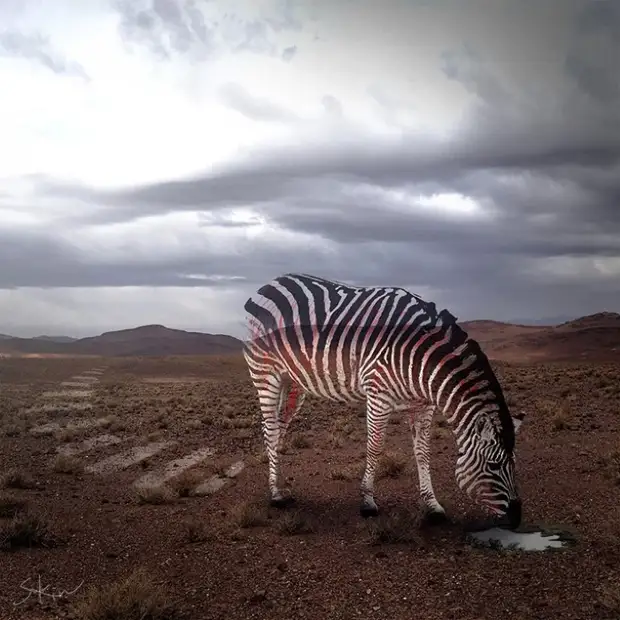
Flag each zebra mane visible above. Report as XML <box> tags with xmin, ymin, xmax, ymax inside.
<box><xmin>444</xmin><ymin>317</ymin><xmax>515</xmax><ymax>454</ymax></box>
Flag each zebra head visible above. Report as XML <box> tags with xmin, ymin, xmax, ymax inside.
<box><xmin>454</xmin><ymin>413</ymin><xmax>524</xmax><ymax>528</ymax></box>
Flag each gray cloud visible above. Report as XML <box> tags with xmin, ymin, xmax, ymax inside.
<box><xmin>113</xmin><ymin>0</ymin><xmax>215</xmax><ymax>60</ymax></box>
<box><xmin>113</xmin><ymin>0</ymin><xmax>301</xmax><ymax>61</ymax></box>
<box><xmin>5</xmin><ymin>0</ymin><xmax>620</xmax><ymax>334</ymax></box>
<box><xmin>281</xmin><ymin>44</ymin><xmax>297</xmax><ymax>62</ymax></box>
<box><xmin>565</xmin><ymin>1</ymin><xmax>620</xmax><ymax>103</ymax></box>
<box><xmin>0</xmin><ymin>30</ymin><xmax>89</xmax><ymax>79</ymax></box>
<box><xmin>218</xmin><ymin>82</ymin><xmax>300</xmax><ymax>123</ymax></box>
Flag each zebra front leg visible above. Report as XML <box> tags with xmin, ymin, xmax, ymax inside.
<box><xmin>360</xmin><ymin>396</ymin><xmax>393</xmax><ymax>518</ymax></box>
<box><xmin>256</xmin><ymin>373</ymin><xmax>294</xmax><ymax>508</ymax></box>
<box><xmin>409</xmin><ymin>403</ymin><xmax>447</xmax><ymax>523</ymax></box>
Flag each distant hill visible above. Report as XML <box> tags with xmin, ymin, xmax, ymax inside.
<box><xmin>32</xmin><ymin>335</ymin><xmax>77</xmax><ymax>343</ymax></box>
<box><xmin>0</xmin><ymin>325</ymin><xmax>244</xmax><ymax>357</ymax></box>
<box><xmin>461</xmin><ymin>313</ymin><xmax>620</xmax><ymax>362</ymax></box>
<box><xmin>1</xmin><ymin>313</ymin><xmax>618</xmax><ymax>361</ymax></box>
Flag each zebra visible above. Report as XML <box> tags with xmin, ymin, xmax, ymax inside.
<box><xmin>242</xmin><ymin>272</ymin><xmax>524</xmax><ymax>528</ymax></box>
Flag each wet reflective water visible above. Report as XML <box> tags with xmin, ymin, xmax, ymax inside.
<box><xmin>467</xmin><ymin>527</ymin><xmax>567</xmax><ymax>551</ymax></box>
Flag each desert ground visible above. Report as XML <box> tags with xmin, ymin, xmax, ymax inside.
<box><xmin>1</xmin><ymin>353</ymin><xmax>620</xmax><ymax>620</ymax></box>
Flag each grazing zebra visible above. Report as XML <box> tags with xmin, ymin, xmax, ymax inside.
<box><xmin>243</xmin><ymin>273</ymin><xmax>524</xmax><ymax>528</ymax></box>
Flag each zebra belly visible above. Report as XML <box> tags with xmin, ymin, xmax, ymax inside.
<box><xmin>274</xmin><ymin>349</ymin><xmax>368</xmax><ymax>403</ymax></box>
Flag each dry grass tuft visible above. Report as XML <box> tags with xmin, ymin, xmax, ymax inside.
<box><xmin>52</xmin><ymin>453</ymin><xmax>85</xmax><ymax>474</ymax></box>
<box><xmin>331</xmin><ymin>462</ymin><xmax>364</xmax><ymax>481</ymax></box>
<box><xmin>170</xmin><ymin>470</ymin><xmax>204</xmax><ymax>498</ymax></box>
<box><xmin>183</xmin><ymin>519</ymin><xmax>211</xmax><ymax>544</ymax></box>
<box><xmin>72</xmin><ymin>568</ymin><xmax>178</xmax><ymax>620</ymax></box>
<box><xmin>54</xmin><ymin>427</ymin><xmax>81</xmax><ymax>443</ymax></box>
<box><xmin>291</xmin><ymin>433</ymin><xmax>312</xmax><ymax>449</ymax></box>
<box><xmin>603</xmin><ymin>445</ymin><xmax>620</xmax><ymax>485</ymax></box>
<box><xmin>552</xmin><ymin>413</ymin><xmax>569</xmax><ymax>431</ymax></box>
<box><xmin>232</xmin><ymin>500</ymin><xmax>269</xmax><ymax>528</ymax></box>
<box><xmin>0</xmin><ymin>511</ymin><xmax>57</xmax><ymax>551</ymax></box>
<box><xmin>135</xmin><ymin>484</ymin><xmax>176</xmax><ymax>505</ymax></box>
<box><xmin>377</xmin><ymin>452</ymin><xmax>407</xmax><ymax>479</ymax></box>
<box><xmin>0</xmin><ymin>495</ymin><xmax>27</xmax><ymax>519</ymax></box>
<box><xmin>0</xmin><ymin>469</ymin><xmax>35</xmax><ymax>490</ymax></box>
<box><xmin>598</xmin><ymin>579</ymin><xmax>620</xmax><ymax>614</ymax></box>
<box><xmin>277</xmin><ymin>510</ymin><xmax>314</xmax><ymax>535</ymax></box>
<box><xmin>366</xmin><ymin>509</ymin><xmax>421</xmax><ymax>546</ymax></box>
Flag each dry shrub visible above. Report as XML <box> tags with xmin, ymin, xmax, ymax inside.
<box><xmin>232</xmin><ymin>417</ymin><xmax>254</xmax><ymax>429</ymax></box>
<box><xmin>331</xmin><ymin>462</ymin><xmax>365</xmax><ymax>481</ymax></box>
<box><xmin>72</xmin><ymin>568</ymin><xmax>178</xmax><ymax>620</ymax></box>
<box><xmin>598</xmin><ymin>579</ymin><xmax>620</xmax><ymax>613</ymax></box>
<box><xmin>603</xmin><ymin>445</ymin><xmax>620</xmax><ymax>485</ymax></box>
<box><xmin>377</xmin><ymin>452</ymin><xmax>407</xmax><ymax>479</ymax></box>
<box><xmin>135</xmin><ymin>484</ymin><xmax>176</xmax><ymax>505</ymax></box>
<box><xmin>1</xmin><ymin>469</ymin><xmax>35</xmax><ymax>490</ymax></box>
<box><xmin>277</xmin><ymin>510</ymin><xmax>314</xmax><ymax>535</ymax></box>
<box><xmin>291</xmin><ymin>433</ymin><xmax>312</xmax><ymax>449</ymax></box>
<box><xmin>0</xmin><ymin>512</ymin><xmax>57</xmax><ymax>550</ymax></box>
<box><xmin>366</xmin><ymin>509</ymin><xmax>420</xmax><ymax>545</ymax></box>
<box><xmin>183</xmin><ymin>519</ymin><xmax>210</xmax><ymax>544</ymax></box>
<box><xmin>327</xmin><ymin>433</ymin><xmax>345</xmax><ymax>448</ymax></box>
<box><xmin>3</xmin><ymin>424</ymin><xmax>22</xmax><ymax>437</ymax></box>
<box><xmin>233</xmin><ymin>500</ymin><xmax>269</xmax><ymax>528</ymax></box>
<box><xmin>0</xmin><ymin>495</ymin><xmax>27</xmax><ymax>519</ymax></box>
<box><xmin>54</xmin><ymin>427</ymin><xmax>80</xmax><ymax>443</ymax></box>
<box><xmin>52</xmin><ymin>454</ymin><xmax>85</xmax><ymax>474</ymax></box>
<box><xmin>552</xmin><ymin>413</ymin><xmax>569</xmax><ymax>431</ymax></box>
<box><xmin>170</xmin><ymin>470</ymin><xmax>204</xmax><ymax>498</ymax></box>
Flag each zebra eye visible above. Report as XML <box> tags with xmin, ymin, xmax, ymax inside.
<box><xmin>487</xmin><ymin>461</ymin><xmax>502</xmax><ymax>472</ymax></box>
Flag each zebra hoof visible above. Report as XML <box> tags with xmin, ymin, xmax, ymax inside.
<box><xmin>270</xmin><ymin>495</ymin><xmax>295</xmax><ymax>509</ymax></box>
<box><xmin>360</xmin><ymin>504</ymin><xmax>379</xmax><ymax>519</ymax></box>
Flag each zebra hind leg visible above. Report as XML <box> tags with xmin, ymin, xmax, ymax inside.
<box><xmin>252</xmin><ymin>370</ymin><xmax>295</xmax><ymax>508</ymax></box>
<box><xmin>277</xmin><ymin>378</ymin><xmax>306</xmax><ymax>453</ymax></box>
<box><xmin>409</xmin><ymin>403</ymin><xmax>447</xmax><ymax>524</ymax></box>
<box><xmin>360</xmin><ymin>395</ymin><xmax>393</xmax><ymax>518</ymax></box>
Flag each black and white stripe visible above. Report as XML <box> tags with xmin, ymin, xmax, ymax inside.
<box><xmin>243</xmin><ymin>273</ymin><xmax>524</xmax><ymax>526</ymax></box>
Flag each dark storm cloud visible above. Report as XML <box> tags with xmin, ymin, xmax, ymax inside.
<box><xmin>565</xmin><ymin>0</ymin><xmax>620</xmax><ymax>103</ymax></box>
<box><xmin>16</xmin><ymin>0</ymin><xmax>620</xmax><ymax>322</ymax></box>
<box><xmin>0</xmin><ymin>30</ymin><xmax>89</xmax><ymax>79</ymax></box>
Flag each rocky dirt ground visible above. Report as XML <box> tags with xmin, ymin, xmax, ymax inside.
<box><xmin>1</xmin><ymin>354</ymin><xmax>620</xmax><ymax>620</ymax></box>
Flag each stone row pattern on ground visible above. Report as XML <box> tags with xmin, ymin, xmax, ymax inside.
<box><xmin>26</xmin><ymin>365</ymin><xmax>246</xmax><ymax>496</ymax></box>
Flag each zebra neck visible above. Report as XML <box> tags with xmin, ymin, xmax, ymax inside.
<box><xmin>443</xmin><ymin>395</ymin><xmax>500</xmax><ymax>451</ymax></box>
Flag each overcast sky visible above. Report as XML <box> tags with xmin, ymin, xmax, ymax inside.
<box><xmin>1</xmin><ymin>0</ymin><xmax>618</xmax><ymax>338</ymax></box>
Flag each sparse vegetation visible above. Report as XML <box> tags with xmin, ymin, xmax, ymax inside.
<box><xmin>291</xmin><ymin>433</ymin><xmax>312</xmax><ymax>449</ymax></box>
<box><xmin>366</xmin><ymin>509</ymin><xmax>421</xmax><ymax>546</ymax></box>
<box><xmin>1</xmin><ymin>469</ymin><xmax>35</xmax><ymax>490</ymax></box>
<box><xmin>135</xmin><ymin>484</ymin><xmax>176</xmax><ymax>505</ymax></box>
<box><xmin>72</xmin><ymin>568</ymin><xmax>178</xmax><ymax>620</ymax></box>
<box><xmin>183</xmin><ymin>519</ymin><xmax>210</xmax><ymax>544</ymax></box>
<box><xmin>52</xmin><ymin>453</ymin><xmax>85</xmax><ymax>474</ymax></box>
<box><xmin>377</xmin><ymin>452</ymin><xmax>407</xmax><ymax>479</ymax></box>
<box><xmin>232</xmin><ymin>500</ymin><xmax>269</xmax><ymax>528</ymax></box>
<box><xmin>1</xmin><ymin>345</ymin><xmax>620</xmax><ymax>619</ymax></box>
<box><xmin>0</xmin><ymin>511</ymin><xmax>57</xmax><ymax>551</ymax></box>
<box><xmin>0</xmin><ymin>495</ymin><xmax>27</xmax><ymax>519</ymax></box>
<box><xmin>277</xmin><ymin>510</ymin><xmax>314</xmax><ymax>535</ymax></box>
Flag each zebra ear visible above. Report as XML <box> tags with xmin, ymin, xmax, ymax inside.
<box><xmin>512</xmin><ymin>411</ymin><xmax>525</xmax><ymax>433</ymax></box>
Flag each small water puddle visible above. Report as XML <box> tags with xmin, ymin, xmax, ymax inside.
<box><xmin>465</xmin><ymin>523</ymin><xmax>576</xmax><ymax>551</ymax></box>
